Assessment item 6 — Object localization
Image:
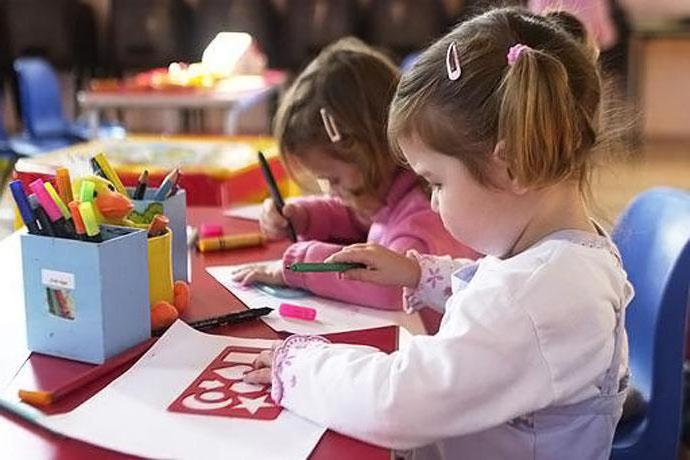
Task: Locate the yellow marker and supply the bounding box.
[197,233,265,253]
[44,182,70,220]
[78,202,101,239]
[93,153,127,195]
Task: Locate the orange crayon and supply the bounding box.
[196,233,264,253]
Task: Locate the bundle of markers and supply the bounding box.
[10,153,183,242]
[10,170,103,243]
[90,152,182,201]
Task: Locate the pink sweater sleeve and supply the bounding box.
[282,236,429,311]
[290,196,368,244]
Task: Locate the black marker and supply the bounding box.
[258,151,297,242]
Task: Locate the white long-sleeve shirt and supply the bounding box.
[270,232,633,454]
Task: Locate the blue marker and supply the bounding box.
[9,180,40,235]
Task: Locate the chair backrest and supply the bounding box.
[194,0,278,66]
[611,187,690,459]
[13,57,68,139]
[281,0,361,70]
[363,0,448,61]
[109,0,191,72]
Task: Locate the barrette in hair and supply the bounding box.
[446,41,461,81]
[507,43,531,66]
[320,108,341,143]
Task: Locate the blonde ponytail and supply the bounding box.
[498,47,586,187]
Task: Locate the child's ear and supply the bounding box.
[490,142,529,195]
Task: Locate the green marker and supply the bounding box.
[287,262,366,273]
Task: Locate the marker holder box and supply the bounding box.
[128,187,188,282]
[21,226,150,364]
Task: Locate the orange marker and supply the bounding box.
[147,214,169,237]
[68,201,86,239]
[197,233,265,253]
[55,168,73,205]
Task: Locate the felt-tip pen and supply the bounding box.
[286,262,366,273]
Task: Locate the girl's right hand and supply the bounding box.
[259,198,304,240]
[325,243,422,288]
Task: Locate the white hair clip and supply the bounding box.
[446,41,461,81]
[320,108,341,143]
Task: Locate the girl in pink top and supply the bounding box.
[233,38,476,318]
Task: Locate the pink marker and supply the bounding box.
[29,179,62,222]
[199,223,224,239]
[279,303,317,321]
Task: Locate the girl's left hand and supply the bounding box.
[243,349,274,384]
[231,261,285,286]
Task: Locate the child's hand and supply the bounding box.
[231,261,285,286]
[259,198,304,241]
[325,243,422,288]
[243,349,274,384]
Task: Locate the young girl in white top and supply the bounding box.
[245,7,633,459]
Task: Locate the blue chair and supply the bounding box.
[0,112,18,192]
[13,57,124,156]
[611,188,690,459]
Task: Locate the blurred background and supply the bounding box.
[0,0,688,233]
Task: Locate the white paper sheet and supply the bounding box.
[40,322,326,460]
[222,203,263,221]
[206,261,426,336]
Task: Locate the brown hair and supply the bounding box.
[274,37,401,194]
[388,7,604,193]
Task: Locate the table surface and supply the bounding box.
[0,207,392,460]
[78,73,286,110]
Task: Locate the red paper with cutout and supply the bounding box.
[168,346,281,420]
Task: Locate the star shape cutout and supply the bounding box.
[235,394,274,415]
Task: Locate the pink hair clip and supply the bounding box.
[507,43,531,66]
[446,41,461,81]
[319,108,341,143]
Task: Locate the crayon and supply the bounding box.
[152,167,179,201]
[196,233,264,253]
[147,214,169,238]
[132,169,149,200]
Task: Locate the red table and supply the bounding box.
[0,207,391,459]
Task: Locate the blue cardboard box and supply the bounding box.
[21,226,150,364]
[129,188,188,282]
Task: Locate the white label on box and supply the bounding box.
[41,269,75,290]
